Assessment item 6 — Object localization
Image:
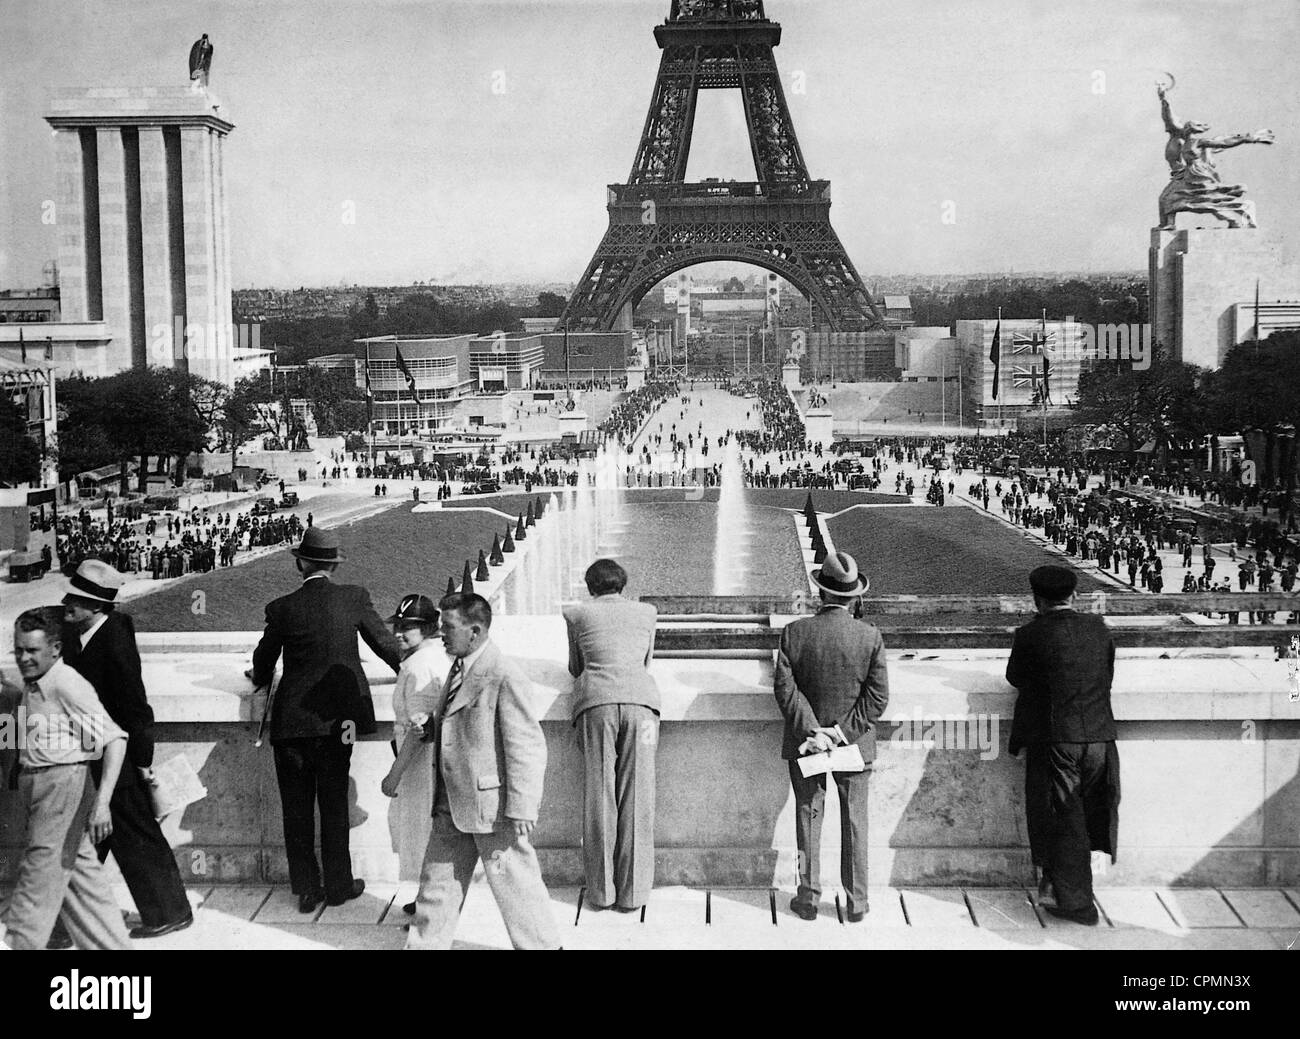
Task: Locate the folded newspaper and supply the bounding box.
[148,753,208,821]
[796,744,866,778]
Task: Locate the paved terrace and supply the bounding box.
[3,882,1296,950]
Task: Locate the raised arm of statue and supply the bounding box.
[1200,130,1276,151]
[1157,86,1180,136]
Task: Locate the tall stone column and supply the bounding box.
[180,125,222,382]
[97,128,134,373]
[51,130,89,322]
[210,130,233,384]
[137,127,176,368]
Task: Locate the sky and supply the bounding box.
[0,0,1296,289]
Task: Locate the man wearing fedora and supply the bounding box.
[249,527,403,913]
[1007,564,1119,926]
[774,550,889,922]
[60,559,194,940]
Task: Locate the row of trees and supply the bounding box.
[257,292,567,366]
[911,280,1147,330]
[1074,330,1300,473]
[54,364,369,495]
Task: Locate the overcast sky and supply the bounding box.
[1,0,1295,289]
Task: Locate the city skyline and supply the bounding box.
[1,0,1296,290]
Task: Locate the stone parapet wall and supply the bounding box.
[2,619,1297,888]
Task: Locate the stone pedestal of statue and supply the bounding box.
[1149,221,1300,370]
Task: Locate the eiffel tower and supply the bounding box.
[560,0,884,333]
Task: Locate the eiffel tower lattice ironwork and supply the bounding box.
[560,0,884,333]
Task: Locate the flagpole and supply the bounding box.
[366,340,375,471]
[1254,278,1261,354]
[997,307,1003,436]
[1042,309,1048,451]
[957,342,963,431]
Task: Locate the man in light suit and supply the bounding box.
[406,592,560,950]
[563,559,659,912]
[774,551,889,923]
[249,527,402,914]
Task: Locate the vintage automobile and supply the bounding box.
[463,479,501,495]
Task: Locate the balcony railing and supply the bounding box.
[610,180,827,206]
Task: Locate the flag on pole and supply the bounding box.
[989,318,1001,400]
[393,344,420,406]
[1254,278,1261,342]
[1042,353,1052,405]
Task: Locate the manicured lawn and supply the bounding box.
[129,506,520,631]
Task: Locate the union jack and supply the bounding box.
[1011,330,1055,354]
[1011,364,1047,389]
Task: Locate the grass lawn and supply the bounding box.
[129,506,520,631]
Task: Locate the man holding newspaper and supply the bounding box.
[774,551,889,924]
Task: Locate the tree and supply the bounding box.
[56,375,116,484]
[61,369,211,494]
[0,394,42,485]
[1075,349,1206,464]
[219,377,262,468]
[1203,330,1300,434]
[535,292,567,318]
[1202,330,1300,488]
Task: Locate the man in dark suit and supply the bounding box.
[562,559,659,912]
[774,551,889,923]
[249,527,402,913]
[61,560,194,939]
[1007,564,1120,926]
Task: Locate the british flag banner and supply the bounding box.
[1011,330,1055,354]
[1010,364,1047,389]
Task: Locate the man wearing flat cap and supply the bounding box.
[58,560,194,941]
[774,550,889,923]
[250,527,403,913]
[1007,564,1120,926]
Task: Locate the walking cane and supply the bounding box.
[251,675,277,748]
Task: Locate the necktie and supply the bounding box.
[445,658,464,706]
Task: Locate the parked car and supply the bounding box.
[251,497,278,515]
[464,479,501,495]
[279,492,300,508]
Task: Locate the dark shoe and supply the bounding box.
[846,907,869,923]
[130,914,193,939]
[46,932,74,950]
[1045,904,1100,926]
[298,890,324,914]
[325,879,365,906]
[789,898,818,921]
[402,901,416,916]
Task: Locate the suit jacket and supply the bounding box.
[432,640,547,834]
[562,594,659,722]
[773,606,890,762]
[1006,608,1117,755]
[250,577,402,741]
[62,611,155,771]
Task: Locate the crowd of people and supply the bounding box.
[53,503,307,580]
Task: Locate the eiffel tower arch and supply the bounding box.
[561,0,884,333]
